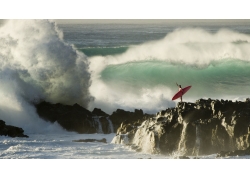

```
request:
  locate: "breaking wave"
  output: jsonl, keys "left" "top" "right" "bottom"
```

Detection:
{"left": 0, "top": 20, "right": 91, "bottom": 132}
{"left": 89, "top": 28, "right": 250, "bottom": 114}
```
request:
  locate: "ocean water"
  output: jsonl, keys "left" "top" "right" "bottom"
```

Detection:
{"left": 0, "top": 133, "right": 161, "bottom": 159}
{"left": 1, "top": 20, "right": 250, "bottom": 161}
{"left": 60, "top": 23, "right": 250, "bottom": 114}
{"left": 1, "top": 132, "right": 249, "bottom": 159}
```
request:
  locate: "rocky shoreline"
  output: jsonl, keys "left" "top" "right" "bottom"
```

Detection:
{"left": 34, "top": 98, "right": 250, "bottom": 157}
{"left": 2, "top": 98, "right": 250, "bottom": 158}
{"left": 113, "top": 98, "right": 250, "bottom": 157}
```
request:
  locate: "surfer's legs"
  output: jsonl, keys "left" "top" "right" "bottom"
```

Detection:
{"left": 180, "top": 96, "right": 182, "bottom": 102}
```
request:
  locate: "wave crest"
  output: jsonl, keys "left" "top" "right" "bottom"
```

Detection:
{"left": 0, "top": 20, "right": 91, "bottom": 132}
{"left": 89, "top": 28, "right": 250, "bottom": 113}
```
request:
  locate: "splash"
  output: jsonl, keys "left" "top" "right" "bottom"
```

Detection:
{"left": 106, "top": 117, "right": 114, "bottom": 133}
{"left": 132, "top": 120, "right": 158, "bottom": 153}
{"left": 89, "top": 28, "right": 250, "bottom": 114}
{"left": 193, "top": 125, "right": 201, "bottom": 156}
{"left": 177, "top": 122, "right": 188, "bottom": 155}
{"left": 92, "top": 116, "right": 103, "bottom": 133}
{"left": 0, "top": 20, "right": 91, "bottom": 132}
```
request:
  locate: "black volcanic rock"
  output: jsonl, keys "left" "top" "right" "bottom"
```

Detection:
{"left": 110, "top": 108, "right": 145, "bottom": 131}
{"left": 113, "top": 98, "right": 250, "bottom": 156}
{"left": 92, "top": 108, "right": 109, "bottom": 117}
{"left": 72, "top": 138, "right": 107, "bottom": 143}
{"left": 35, "top": 101, "right": 148, "bottom": 134}
{"left": 35, "top": 98, "right": 250, "bottom": 157}
{"left": 35, "top": 101, "right": 95, "bottom": 133}
{"left": 0, "top": 120, "right": 29, "bottom": 138}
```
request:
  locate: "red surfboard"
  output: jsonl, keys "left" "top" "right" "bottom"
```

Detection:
{"left": 172, "top": 86, "right": 192, "bottom": 100}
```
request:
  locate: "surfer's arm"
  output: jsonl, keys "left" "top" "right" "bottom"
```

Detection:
{"left": 176, "top": 82, "right": 179, "bottom": 87}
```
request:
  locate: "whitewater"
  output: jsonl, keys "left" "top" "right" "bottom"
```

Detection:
{"left": 1, "top": 20, "right": 250, "bottom": 160}
{"left": 88, "top": 27, "right": 250, "bottom": 114}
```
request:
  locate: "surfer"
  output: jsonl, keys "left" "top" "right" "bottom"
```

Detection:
{"left": 176, "top": 83, "right": 183, "bottom": 102}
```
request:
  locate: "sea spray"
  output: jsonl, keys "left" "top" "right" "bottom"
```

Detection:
{"left": 0, "top": 20, "right": 91, "bottom": 132}
{"left": 120, "top": 134, "right": 129, "bottom": 145}
{"left": 111, "top": 134, "right": 129, "bottom": 144}
{"left": 192, "top": 124, "right": 201, "bottom": 156}
{"left": 92, "top": 116, "right": 103, "bottom": 134}
{"left": 132, "top": 120, "right": 159, "bottom": 154}
{"left": 177, "top": 122, "right": 188, "bottom": 156}
{"left": 89, "top": 28, "right": 250, "bottom": 114}
{"left": 111, "top": 135, "right": 120, "bottom": 144}
{"left": 106, "top": 117, "right": 114, "bottom": 133}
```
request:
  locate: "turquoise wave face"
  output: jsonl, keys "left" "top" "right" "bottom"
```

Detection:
{"left": 78, "top": 47, "right": 128, "bottom": 57}
{"left": 100, "top": 59, "right": 250, "bottom": 99}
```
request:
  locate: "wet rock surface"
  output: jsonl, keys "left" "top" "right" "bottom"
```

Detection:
{"left": 72, "top": 138, "right": 107, "bottom": 143}
{"left": 35, "top": 101, "right": 147, "bottom": 134}
{"left": 34, "top": 98, "right": 250, "bottom": 157}
{"left": 36, "top": 101, "right": 96, "bottom": 133}
{"left": 0, "top": 120, "right": 29, "bottom": 138}
{"left": 113, "top": 98, "right": 250, "bottom": 157}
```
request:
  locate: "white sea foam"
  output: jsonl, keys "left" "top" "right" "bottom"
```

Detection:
{"left": 88, "top": 28, "right": 250, "bottom": 114}
{"left": 2, "top": 132, "right": 246, "bottom": 159}
{"left": 0, "top": 133, "right": 168, "bottom": 159}
{"left": 0, "top": 20, "right": 91, "bottom": 132}
{"left": 89, "top": 78, "right": 176, "bottom": 114}
{"left": 89, "top": 28, "right": 250, "bottom": 71}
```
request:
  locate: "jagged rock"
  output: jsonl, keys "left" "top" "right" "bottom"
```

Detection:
{"left": 92, "top": 108, "right": 109, "bottom": 117}
{"left": 35, "top": 101, "right": 96, "bottom": 133}
{"left": 113, "top": 98, "right": 250, "bottom": 156}
{"left": 110, "top": 108, "right": 145, "bottom": 132}
{"left": 35, "top": 98, "right": 250, "bottom": 157}
{"left": 72, "top": 138, "right": 107, "bottom": 143}
{"left": 35, "top": 101, "right": 146, "bottom": 134}
{"left": 0, "top": 120, "right": 29, "bottom": 138}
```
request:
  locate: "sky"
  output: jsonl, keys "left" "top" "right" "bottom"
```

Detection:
{"left": 1, "top": 0, "right": 250, "bottom": 22}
